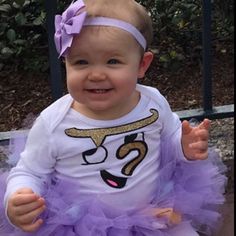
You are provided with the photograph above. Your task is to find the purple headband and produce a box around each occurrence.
[54,0,147,57]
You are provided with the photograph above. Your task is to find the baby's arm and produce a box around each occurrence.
[4,116,55,231]
[7,188,46,232]
[181,119,210,160]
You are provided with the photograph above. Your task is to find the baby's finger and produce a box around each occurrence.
[12,194,39,207]
[189,141,208,151]
[198,119,211,130]
[196,129,209,141]
[18,205,46,225]
[20,218,43,233]
[15,198,45,215]
[151,208,173,217]
[182,120,192,135]
[16,188,34,194]
[192,152,208,160]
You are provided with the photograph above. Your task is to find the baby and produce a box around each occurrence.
[0,0,226,235]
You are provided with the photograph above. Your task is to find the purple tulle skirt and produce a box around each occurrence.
[0,133,227,236]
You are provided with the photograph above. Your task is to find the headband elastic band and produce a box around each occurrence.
[54,0,147,57]
[84,17,146,50]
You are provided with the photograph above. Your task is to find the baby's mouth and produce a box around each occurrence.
[100,170,127,188]
[87,89,112,94]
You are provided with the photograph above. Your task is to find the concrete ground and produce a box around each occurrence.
[215,193,234,236]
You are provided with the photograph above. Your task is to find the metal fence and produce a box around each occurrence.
[45,0,234,122]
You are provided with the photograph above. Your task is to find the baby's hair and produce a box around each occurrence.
[83,0,153,49]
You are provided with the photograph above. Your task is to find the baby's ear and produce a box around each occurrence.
[138,51,153,78]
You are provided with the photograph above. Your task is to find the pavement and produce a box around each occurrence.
[214,193,234,236]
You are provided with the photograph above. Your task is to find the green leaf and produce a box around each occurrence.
[159,55,170,62]
[1,47,14,56]
[16,46,23,55]
[13,39,27,45]
[15,12,27,25]
[170,50,177,59]
[33,11,46,26]
[33,17,43,26]
[7,29,16,42]
[0,23,8,33]
[32,34,41,40]
[14,0,25,6]
[23,0,31,7]
[12,2,21,9]
[0,4,11,12]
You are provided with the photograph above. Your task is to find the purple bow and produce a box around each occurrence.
[54,0,87,57]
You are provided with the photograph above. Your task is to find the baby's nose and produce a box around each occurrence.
[88,69,106,81]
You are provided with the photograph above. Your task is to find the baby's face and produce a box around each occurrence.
[65,26,148,120]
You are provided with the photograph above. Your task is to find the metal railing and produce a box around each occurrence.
[176,0,234,121]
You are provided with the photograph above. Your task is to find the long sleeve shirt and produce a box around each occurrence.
[4,84,188,210]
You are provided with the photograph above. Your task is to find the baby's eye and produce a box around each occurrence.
[75,59,88,65]
[107,59,120,65]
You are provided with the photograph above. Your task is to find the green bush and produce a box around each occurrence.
[0,0,234,72]
[138,0,234,70]
[0,0,48,71]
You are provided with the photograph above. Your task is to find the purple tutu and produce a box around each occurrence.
[0,134,227,236]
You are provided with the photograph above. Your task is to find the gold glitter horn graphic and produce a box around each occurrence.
[65,109,159,147]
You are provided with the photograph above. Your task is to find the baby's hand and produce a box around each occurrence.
[151,208,182,225]
[7,188,46,232]
[181,119,210,160]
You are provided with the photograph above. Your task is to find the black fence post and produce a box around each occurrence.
[173,0,234,120]
[202,0,212,112]
[45,0,63,101]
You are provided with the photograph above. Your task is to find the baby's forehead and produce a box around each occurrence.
[68,35,138,60]
[69,43,130,59]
